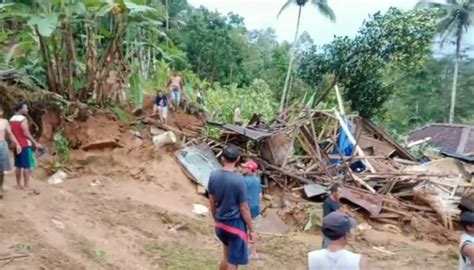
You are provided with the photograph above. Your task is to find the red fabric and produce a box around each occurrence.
[242,160,258,172]
[10,115,30,148]
[215,222,248,243]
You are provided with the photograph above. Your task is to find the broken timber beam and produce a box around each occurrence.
[257,158,313,184]
[350,171,376,194]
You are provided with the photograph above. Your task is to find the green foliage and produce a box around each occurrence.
[298,8,438,117]
[27,14,59,37]
[147,241,218,270]
[381,57,474,132]
[81,245,106,263]
[277,0,336,22]
[53,132,70,168]
[203,127,221,140]
[110,105,131,123]
[128,66,144,109]
[205,79,277,123]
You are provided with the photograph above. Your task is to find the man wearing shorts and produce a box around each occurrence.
[208,146,256,270]
[0,106,21,199]
[153,90,170,124]
[10,102,43,190]
[242,160,263,259]
[166,71,184,110]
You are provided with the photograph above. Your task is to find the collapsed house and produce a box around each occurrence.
[175,109,473,232]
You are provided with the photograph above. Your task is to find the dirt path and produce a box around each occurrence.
[0,110,460,269]
[0,155,459,270]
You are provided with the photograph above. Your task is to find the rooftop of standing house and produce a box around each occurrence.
[407,123,474,155]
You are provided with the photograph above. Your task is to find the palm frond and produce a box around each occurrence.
[313,1,336,22]
[277,0,294,18]
[415,0,449,9]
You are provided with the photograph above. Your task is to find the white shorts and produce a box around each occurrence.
[158,106,168,119]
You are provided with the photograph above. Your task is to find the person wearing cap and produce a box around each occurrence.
[242,160,263,260]
[459,211,474,269]
[308,212,368,270]
[322,183,357,248]
[208,145,256,270]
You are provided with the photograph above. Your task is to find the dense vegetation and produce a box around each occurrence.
[0,0,472,134]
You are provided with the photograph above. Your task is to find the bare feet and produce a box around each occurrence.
[14,185,25,190]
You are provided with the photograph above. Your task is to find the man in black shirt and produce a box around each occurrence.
[153,90,171,123]
[321,183,349,249]
[323,184,342,217]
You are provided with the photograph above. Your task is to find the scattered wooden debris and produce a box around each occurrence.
[186,109,473,231]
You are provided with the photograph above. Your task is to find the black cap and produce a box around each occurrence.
[322,212,352,239]
[461,211,474,226]
[222,145,240,161]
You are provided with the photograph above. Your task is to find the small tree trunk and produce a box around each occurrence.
[84,18,98,101]
[36,27,57,93]
[449,30,462,123]
[65,23,77,99]
[279,5,302,112]
[165,0,169,46]
[51,35,64,95]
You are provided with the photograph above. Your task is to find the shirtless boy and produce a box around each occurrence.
[0,106,21,198]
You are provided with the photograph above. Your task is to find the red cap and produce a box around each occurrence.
[242,160,258,172]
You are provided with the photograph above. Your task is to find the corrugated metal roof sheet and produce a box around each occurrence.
[175,143,222,189]
[222,124,273,141]
[408,124,474,154]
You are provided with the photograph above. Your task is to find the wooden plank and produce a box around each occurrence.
[350,171,376,193]
[457,127,471,154]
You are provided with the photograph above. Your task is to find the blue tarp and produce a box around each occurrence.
[331,117,365,172]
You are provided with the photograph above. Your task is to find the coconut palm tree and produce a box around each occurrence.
[277,0,335,111]
[416,0,474,123]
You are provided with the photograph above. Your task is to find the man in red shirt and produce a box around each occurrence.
[10,102,43,190]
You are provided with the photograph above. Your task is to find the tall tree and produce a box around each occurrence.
[277,0,335,111]
[416,0,474,123]
[298,8,437,118]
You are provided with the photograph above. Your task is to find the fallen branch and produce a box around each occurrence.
[257,158,313,184]
[0,254,29,261]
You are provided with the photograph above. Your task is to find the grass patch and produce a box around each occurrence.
[16,241,33,253]
[147,241,218,270]
[80,245,106,263]
[110,105,131,123]
[53,131,70,168]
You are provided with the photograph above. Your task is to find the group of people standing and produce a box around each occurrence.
[0,102,43,199]
[153,71,184,123]
[208,145,368,270]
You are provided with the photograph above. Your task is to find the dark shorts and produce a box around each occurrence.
[14,147,36,169]
[215,218,249,266]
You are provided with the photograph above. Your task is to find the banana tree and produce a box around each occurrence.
[0,0,157,105]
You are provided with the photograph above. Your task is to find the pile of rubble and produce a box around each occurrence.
[174,108,473,232]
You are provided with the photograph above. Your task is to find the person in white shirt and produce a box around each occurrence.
[459,211,474,270]
[234,104,242,126]
[308,212,368,270]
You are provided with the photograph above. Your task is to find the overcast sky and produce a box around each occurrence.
[187,0,474,53]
